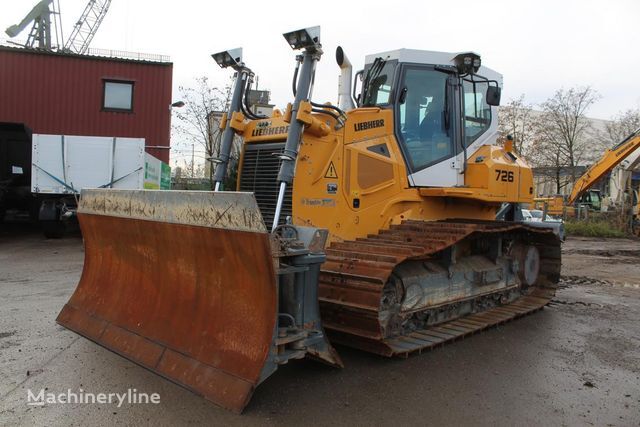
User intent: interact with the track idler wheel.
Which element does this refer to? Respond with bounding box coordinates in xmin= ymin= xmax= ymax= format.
xmin=509 ymin=243 xmax=540 ymax=286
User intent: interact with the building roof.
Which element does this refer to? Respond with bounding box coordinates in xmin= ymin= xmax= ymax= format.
xmin=0 ymin=44 xmax=171 ymax=66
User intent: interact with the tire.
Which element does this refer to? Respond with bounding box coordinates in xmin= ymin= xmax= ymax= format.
xmin=42 ymin=220 xmax=66 ymax=239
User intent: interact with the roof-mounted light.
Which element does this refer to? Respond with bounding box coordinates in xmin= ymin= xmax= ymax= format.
xmin=453 ymin=52 xmax=481 ymax=75
xmin=282 ymin=26 xmax=321 ymax=50
xmin=211 ymin=48 xmax=243 ymax=69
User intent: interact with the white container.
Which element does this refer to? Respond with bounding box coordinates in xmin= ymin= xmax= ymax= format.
xmin=31 ymin=134 xmax=145 ymax=194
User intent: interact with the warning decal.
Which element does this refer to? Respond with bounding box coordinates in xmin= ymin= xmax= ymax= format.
xmin=325 ymin=162 xmax=338 ymax=179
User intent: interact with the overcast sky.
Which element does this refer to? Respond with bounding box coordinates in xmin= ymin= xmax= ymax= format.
xmin=2 ymin=0 xmax=639 ymax=164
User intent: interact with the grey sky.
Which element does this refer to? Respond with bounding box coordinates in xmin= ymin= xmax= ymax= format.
xmin=2 ymin=0 xmax=639 ymax=164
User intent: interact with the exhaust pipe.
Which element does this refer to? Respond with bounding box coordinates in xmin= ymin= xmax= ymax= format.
xmin=336 ymin=46 xmax=355 ymax=110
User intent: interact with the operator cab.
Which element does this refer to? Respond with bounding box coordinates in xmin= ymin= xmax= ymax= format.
xmin=357 ymin=49 xmax=503 ymax=187
xmin=577 ymin=189 xmax=602 ymax=211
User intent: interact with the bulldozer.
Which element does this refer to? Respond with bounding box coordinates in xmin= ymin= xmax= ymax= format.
xmin=57 ymin=27 xmax=561 ymax=413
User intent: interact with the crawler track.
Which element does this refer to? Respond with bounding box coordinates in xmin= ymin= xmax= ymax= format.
xmin=318 ymin=220 xmax=561 ymax=356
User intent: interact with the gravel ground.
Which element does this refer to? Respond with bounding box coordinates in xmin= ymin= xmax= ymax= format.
xmin=1 ymin=225 xmax=639 ymax=426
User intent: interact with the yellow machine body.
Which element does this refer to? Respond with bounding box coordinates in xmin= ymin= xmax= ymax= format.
xmin=57 ymin=39 xmax=561 ymax=414
xmin=239 ymin=107 xmax=534 ymax=241
xmin=534 ymin=195 xmax=568 ymax=216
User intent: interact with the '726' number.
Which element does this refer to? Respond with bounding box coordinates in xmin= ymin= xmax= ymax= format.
xmin=495 ymin=169 xmax=514 ymax=182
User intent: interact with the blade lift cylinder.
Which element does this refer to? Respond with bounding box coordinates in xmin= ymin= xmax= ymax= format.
xmin=212 ymin=67 xmax=248 ymax=191
xmin=272 ymin=48 xmax=323 ymax=231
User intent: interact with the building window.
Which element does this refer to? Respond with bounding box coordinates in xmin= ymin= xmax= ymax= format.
xmin=103 ymin=80 xmax=134 ymax=111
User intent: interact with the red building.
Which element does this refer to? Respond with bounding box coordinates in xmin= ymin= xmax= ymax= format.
xmin=0 ymin=46 xmax=173 ymax=162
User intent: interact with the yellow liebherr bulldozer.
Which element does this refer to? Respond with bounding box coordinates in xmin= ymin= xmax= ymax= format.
xmin=57 ymin=27 xmax=561 ymax=413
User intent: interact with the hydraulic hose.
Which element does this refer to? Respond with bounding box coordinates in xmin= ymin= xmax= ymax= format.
xmin=243 ymin=74 xmax=267 ymax=120
xmin=292 ymin=58 xmax=301 ymax=96
xmin=311 ymin=107 xmax=340 ymax=121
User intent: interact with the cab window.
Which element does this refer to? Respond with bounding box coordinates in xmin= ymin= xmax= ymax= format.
xmin=397 ymin=67 xmax=452 ymax=171
xmin=462 ymin=79 xmax=491 ymax=145
xmin=362 ymin=60 xmax=396 ymax=106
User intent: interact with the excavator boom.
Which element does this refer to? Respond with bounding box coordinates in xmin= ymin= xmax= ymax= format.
xmin=568 ymin=128 xmax=640 ymax=205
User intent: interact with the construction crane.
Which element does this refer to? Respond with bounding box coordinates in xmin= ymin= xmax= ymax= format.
xmin=63 ymin=0 xmax=112 ymax=54
xmin=4 ymin=0 xmax=111 ymax=55
xmin=56 ymin=26 xmax=562 ymax=413
xmin=4 ymin=0 xmax=63 ymax=50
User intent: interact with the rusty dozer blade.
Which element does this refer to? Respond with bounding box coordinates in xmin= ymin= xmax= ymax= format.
xmin=57 ymin=189 xmax=341 ymax=413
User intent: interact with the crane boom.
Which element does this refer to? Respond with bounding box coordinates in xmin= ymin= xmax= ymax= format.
xmin=5 ymin=0 xmax=52 ymax=38
xmin=63 ymin=0 xmax=111 ymax=55
xmin=5 ymin=0 xmax=62 ymax=50
xmin=568 ymin=128 xmax=640 ymax=205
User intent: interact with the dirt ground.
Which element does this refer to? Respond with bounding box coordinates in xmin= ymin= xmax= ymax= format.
xmin=1 ymin=225 xmax=639 ymax=426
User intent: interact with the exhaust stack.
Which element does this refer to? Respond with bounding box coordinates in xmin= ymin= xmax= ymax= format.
xmin=336 ymin=46 xmax=355 ymax=110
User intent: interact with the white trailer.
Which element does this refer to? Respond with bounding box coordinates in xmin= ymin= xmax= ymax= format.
xmin=32 ymin=134 xmax=145 ymax=194
xmin=31 ymin=134 xmax=146 ymax=237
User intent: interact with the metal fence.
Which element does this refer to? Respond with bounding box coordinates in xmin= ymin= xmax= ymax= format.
xmin=0 ymin=39 xmax=170 ymax=63
xmin=84 ymin=47 xmax=170 ymax=62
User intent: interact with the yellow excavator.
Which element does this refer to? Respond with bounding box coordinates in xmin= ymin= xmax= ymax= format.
xmin=535 ymin=128 xmax=640 ymax=217
xmin=57 ymin=27 xmax=561 ymax=413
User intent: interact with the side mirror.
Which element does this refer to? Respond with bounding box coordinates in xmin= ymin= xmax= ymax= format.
xmin=486 ymin=86 xmax=501 ymax=106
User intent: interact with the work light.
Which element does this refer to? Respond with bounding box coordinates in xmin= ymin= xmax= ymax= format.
xmin=211 ymin=48 xmax=243 ymax=69
xmin=282 ymin=26 xmax=321 ymax=50
xmin=453 ymin=52 xmax=481 ymax=75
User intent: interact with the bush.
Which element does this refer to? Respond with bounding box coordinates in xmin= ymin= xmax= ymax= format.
xmin=564 ymin=220 xmax=626 ymax=238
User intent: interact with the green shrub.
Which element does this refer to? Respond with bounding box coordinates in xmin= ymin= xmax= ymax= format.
xmin=564 ymin=220 xmax=626 ymax=238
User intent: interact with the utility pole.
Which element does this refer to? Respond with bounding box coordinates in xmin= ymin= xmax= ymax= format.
xmin=191 ymin=143 xmax=195 ymax=178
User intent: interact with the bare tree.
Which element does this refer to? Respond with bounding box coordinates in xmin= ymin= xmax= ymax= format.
xmin=537 ymin=86 xmax=600 ymax=183
xmin=498 ymin=95 xmax=539 ymax=159
xmin=602 ymin=108 xmax=640 ymax=146
xmin=173 ymin=77 xmax=231 ymax=183
xmin=531 ymin=126 xmax=570 ymax=194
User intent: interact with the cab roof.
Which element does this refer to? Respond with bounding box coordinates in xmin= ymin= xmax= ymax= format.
xmin=365 ymin=48 xmax=502 ymax=83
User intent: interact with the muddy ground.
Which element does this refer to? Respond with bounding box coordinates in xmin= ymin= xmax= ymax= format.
xmin=1 ymin=225 xmax=639 ymax=426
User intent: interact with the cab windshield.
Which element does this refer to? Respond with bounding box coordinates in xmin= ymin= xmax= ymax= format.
xmin=397 ymin=67 xmax=452 ymax=171
xmin=361 ymin=61 xmax=494 ymax=174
